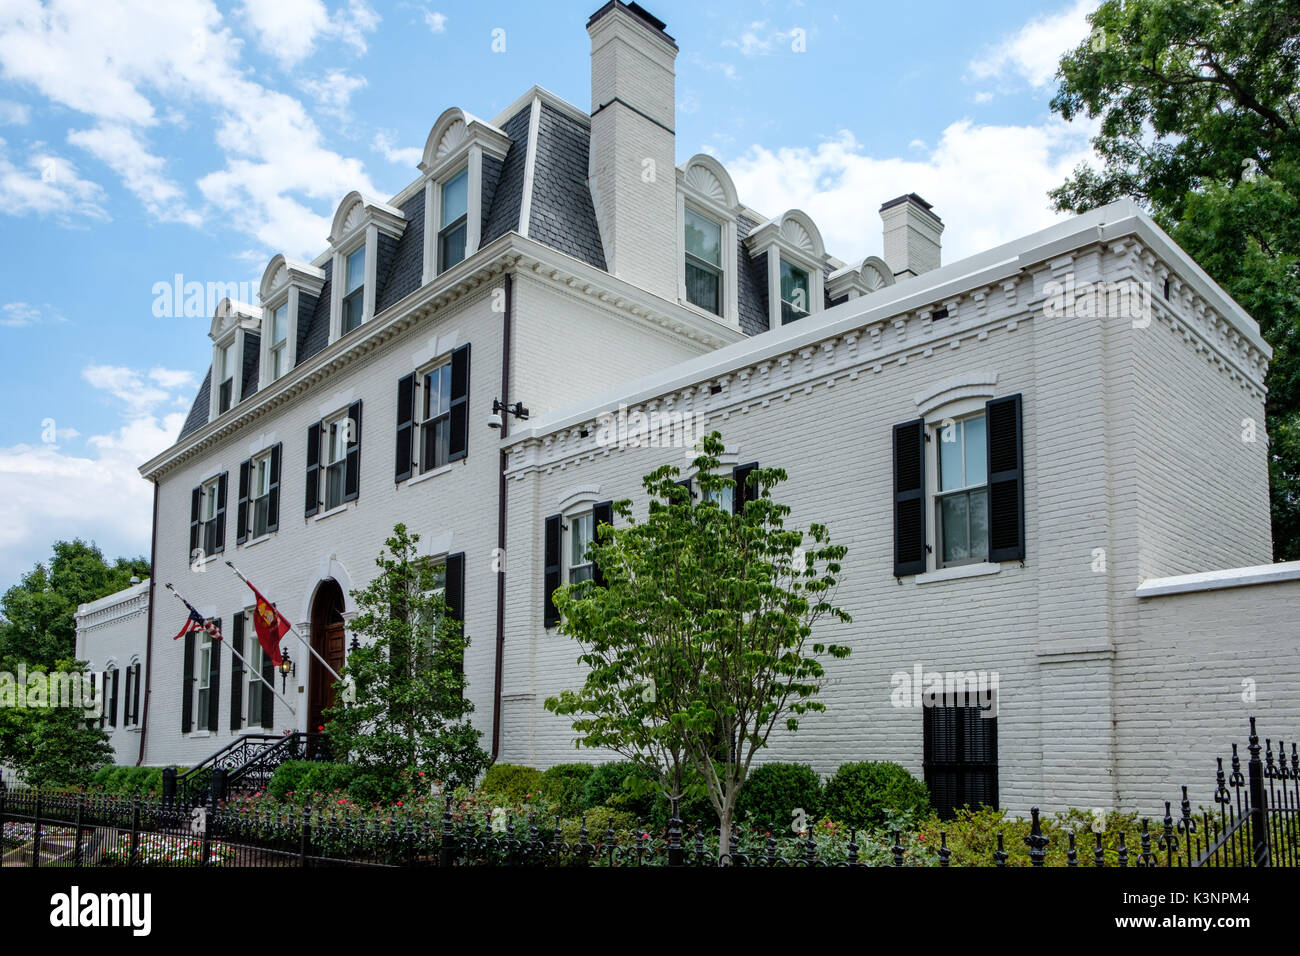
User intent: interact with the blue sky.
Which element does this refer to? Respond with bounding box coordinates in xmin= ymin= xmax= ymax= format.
xmin=0 ymin=0 xmax=1100 ymax=585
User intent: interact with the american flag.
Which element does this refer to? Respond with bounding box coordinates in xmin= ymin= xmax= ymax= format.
xmin=172 ymin=594 xmax=223 ymax=642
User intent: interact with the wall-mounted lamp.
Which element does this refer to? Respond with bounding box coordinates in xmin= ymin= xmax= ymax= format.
xmin=488 ymin=398 xmax=529 ymax=430
xmin=279 ymin=648 xmax=295 ymax=692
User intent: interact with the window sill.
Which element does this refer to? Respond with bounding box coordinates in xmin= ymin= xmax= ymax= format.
xmin=242 ymin=532 xmax=276 ymax=550
xmin=913 ymin=562 xmax=1002 ymax=585
xmin=313 ymin=502 xmax=352 ymax=523
xmin=408 ymin=462 xmax=454 ymax=487
xmin=187 ymin=730 xmax=211 ymax=739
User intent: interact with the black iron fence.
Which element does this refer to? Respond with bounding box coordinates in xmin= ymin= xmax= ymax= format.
xmin=2 ymin=717 xmax=1296 ymax=867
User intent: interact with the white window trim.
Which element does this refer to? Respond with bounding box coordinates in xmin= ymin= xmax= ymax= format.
xmin=926 ymin=401 xmax=991 ymax=573
xmin=258 ymin=256 xmax=325 ymax=386
xmin=247 ymin=447 xmax=275 ymax=541
xmin=558 ymin=487 xmax=603 ymax=587
xmin=320 ymin=409 xmax=352 ymax=514
xmin=676 ymin=195 xmax=738 ymax=327
xmin=331 ymin=232 xmax=374 ymax=342
xmin=210 ymin=330 xmax=241 ymax=420
xmin=414 ymin=356 xmax=453 ymax=475
xmin=208 ymin=299 xmax=262 ymax=422
xmin=326 ymin=193 xmax=406 ymax=345
xmin=259 ymin=294 xmax=292 ymax=389
xmin=244 ymin=612 xmax=265 ymax=729
xmin=769 ymin=249 xmax=822 ymax=326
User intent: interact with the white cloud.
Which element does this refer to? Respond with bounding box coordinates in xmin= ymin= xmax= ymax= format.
xmin=0 ymin=138 xmax=108 ymax=222
xmin=968 ymin=0 xmax=1093 ymax=89
xmin=0 ymin=0 xmax=381 ymax=258
xmin=0 ymin=301 xmax=65 ymax=328
xmin=0 ymin=362 xmax=192 ymax=585
xmin=0 ymin=99 xmax=29 ymax=124
xmin=372 ymin=130 xmax=421 ymax=167
xmin=238 ymin=0 xmax=380 ymax=67
xmin=724 ymin=116 xmax=1097 ymax=265
xmin=148 ymin=367 xmax=199 ymax=390
xmin=66 ymin=123 xmax=200 ymax=224
xmin=424 ymin=10 xmax=447 ymax=34
xmin=972 ymin=91 xmax=994 ymax=105
xmin=724 ymin=20 xmax=803 ymax=57
xmin=300 ymin=69 xmax=366 ymax=119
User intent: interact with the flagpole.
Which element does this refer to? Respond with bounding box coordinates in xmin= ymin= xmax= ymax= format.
xmin=163 ymin=583 xmax=296 ymax=717
xmin=223 ymin=561 xmax=344 ymax=685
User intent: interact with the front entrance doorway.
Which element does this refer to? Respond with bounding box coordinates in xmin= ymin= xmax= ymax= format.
xmin=307 ymin=579 xmax=347 ymax=745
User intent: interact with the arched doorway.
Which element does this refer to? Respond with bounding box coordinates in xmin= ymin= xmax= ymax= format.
xmin=307 ymin=579 xmax=347 ymax=740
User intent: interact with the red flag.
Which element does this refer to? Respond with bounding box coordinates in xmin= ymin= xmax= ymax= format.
xmin=245 ymin=581 xmax=289 ymax=667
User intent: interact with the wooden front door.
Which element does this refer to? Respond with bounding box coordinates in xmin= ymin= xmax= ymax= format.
xmin=307 ymin=580 xmax=347 ymax=735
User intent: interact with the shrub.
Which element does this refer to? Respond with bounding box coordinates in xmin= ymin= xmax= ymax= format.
xmin=90 ymin=766 xmax=115 ymax=790
xmin=267 ymin=761 xmax=315 ymax=801
xmin=736 ymin=763 xmax=822 ymax=830
xmin=577 ymin=761 xmax=717 ymax=830
xmin=822 ymin=761 xmax=930 ymax=830
xmin=345 ymin=768 xmax=406 ymax=806
xmin=481 ymin=764 xmax=543 ymax=803
xmin=537 ymin=764 xmax=596 ymax=816
xmin=299 ymin=762 xmax=358 ymax=797
xmin=579 ymin=761 xmax=640 ymax=811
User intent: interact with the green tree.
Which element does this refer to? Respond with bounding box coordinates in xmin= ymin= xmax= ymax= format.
xmin=545 ymin=434 xmax=851 ymax=858
xmin=0 ymin=540 xmax=149 ymax=669
xmin=1050 ymin=0 xmax=1300 ymax=557
xmin=323 ymin=524 xmax=488 ymax=793
xmin=0 ymin=659 xmax=114 ymax=788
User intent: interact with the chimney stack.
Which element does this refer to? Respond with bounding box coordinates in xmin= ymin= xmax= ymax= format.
xmin=586 ymin=2 xmax=678 ymax=300
xmin=880 ymin=193 xmax=943 ymax=278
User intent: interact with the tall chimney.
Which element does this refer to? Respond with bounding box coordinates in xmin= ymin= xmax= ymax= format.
xmin=587 ymin=2 xmax=678 ymax=300
xmin=880 ymin=193 xmax=943 ymax=278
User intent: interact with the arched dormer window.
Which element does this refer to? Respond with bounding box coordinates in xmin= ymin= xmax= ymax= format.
xmin=826 ymin=256 xmax=895 ymax=303
xmin=676 ymin=155 xmax=740 ymax=328
xmin=327 ymin=192 xmax=407 ymax=344
xmin=419 ymin=107 xmax=512 ymax=282
xmin=209 ymin=298 xmax=262 ymax=422
xmin=743 ymin=210 xmax=827 ymax=328
xmin=258 ymin=255 xmax=325 ymax=387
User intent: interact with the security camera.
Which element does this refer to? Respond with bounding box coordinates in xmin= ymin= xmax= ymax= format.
xmin=487 ymin=413 xmax=503 ymax=430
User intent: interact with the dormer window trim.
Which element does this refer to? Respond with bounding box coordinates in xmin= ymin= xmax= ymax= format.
xmin=327 ymin=192 xmax=407 ymax=345
xmin=420 ymin=107 xmax=511 ymax=283
xmin=744 ymin=210 xmax=827 ymax=329
xmin=208 ymin=299 xmax=261 ymax=423
xmin=676 ymin=155 xmax=741 ymax=330
xmin=257 ymin=255 xmax=325 ymax=388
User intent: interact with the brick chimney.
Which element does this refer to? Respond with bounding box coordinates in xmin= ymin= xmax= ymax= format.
xmin=587 ymin=2 xmax=678 ymax=300
xmin=880 ymin=193 xmax=944 ymax=278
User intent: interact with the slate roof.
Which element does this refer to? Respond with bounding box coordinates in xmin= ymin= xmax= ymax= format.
xmin=482 ymin=105 xmax=533 ymax=245
xmin=736 ymin=213 xmax=769 ymax=336
xmin=526 ymin=102 xmax=606 ymax=269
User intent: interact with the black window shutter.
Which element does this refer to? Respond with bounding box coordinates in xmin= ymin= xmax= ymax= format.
xmin=344 ymin=400 xmax=362 ymax=502
xmin=122 ymin=666 xmax=132 ymax=727
xmin=591 ymin=501 xmax=613 ymax=587
xmin=236 ymin=458 xmax=251 ymax=545
xmin=206 ymin=619 xmax=221 ymax=732
xmin=305 ymin=421 xmax=322 ymax=516
xmin=260 ymin=648 xmax=275 ymax=729
xmin=267 ymin=443 xmax=281 ymax=532
xmin=732 ymin=462 xmax=758 ymax=514
xmin=893 ymin=419 xmax=926 ymax=576
xmin=543 ymin=514 xmax=562 ymax=627
xmin=181 ymin=632 xmax=194 ymax=734
xmin=444 ymin=552 xmax=465 ymax=622
xmin=676 ymin=478 xmax=694 ymax=499
xmin=986 ymin=394 xmax=1025 ymax=563
xmin=100 ymin=671 xmax=107 ymax=729
xmin=189 ymin=486 xmax=201 ymax=562
xmin=132 ymin=662 xmax=141 ymax=725
xmin=230 ymin=612 xmax=245 ymax=731
xmin=448 ymin=343 xmax=471 ymax=462
xmin=214 ymin=472 xmax=228 ymax=554
xmin=109 ymin=668 xmax=119 ymax=728
xmin=395 ymin=373 xmax=416 ymax=482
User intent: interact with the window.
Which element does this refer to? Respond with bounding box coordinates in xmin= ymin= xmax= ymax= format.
xmin=107 ymin=666 xmax=119 ymax=728
xmin=780 ymin=259 xmax=810 ymax=324
xmin=342 ymin=245 xmax=365 ymax=334
xmin=684 ymin=208 xmax=723 ymax=315
xmin=420 ymin=361 xmax=452 ymax=472
xmin=268 ymin=303 xmax=288 ymax=381
xmin=701 ymin=482 xmax=732 ymax=512
xmin=923 ymin=693 xmax=998 ymax=819
xmin=251 ymin=451 xmax=273 ymax=537
xmin=201 ymin=476 xmax=221 ymax=557
xmin=439 ymin=169 xmax=469 ymax=273
xmin=217 ymin=340 xmax=236 ymax=413
xmin=246 ymin=635 xmax=263 ymax=729
xmin=197 ymin=632 xmax=212 ymax=731
xmin=568 ymin=513 xmax=595 ymax=585
xmin=935 ymin=414 xmax=988 ymax=567
xmin=324 ymin=415 xmax=350 ymax=511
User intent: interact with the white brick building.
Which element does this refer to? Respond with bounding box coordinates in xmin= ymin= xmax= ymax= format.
xmin=73 ymin=1 xmax=1300 ymax=816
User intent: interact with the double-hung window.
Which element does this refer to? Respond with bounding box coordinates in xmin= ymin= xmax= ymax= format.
xmin=780 ymin=259 xmax=810 ymax=324
xmin=246 ymin=636 xmax=264 ymax=729
xmin=324 ymin=415 xmax=350 ymax=511
xmin=197 ymin=632 xmax=212 ymax=731
xmin=420 ymin=361 xmax=452 ymax=472
xmin=201 ymin=476 xmax=221 ymax=557
xmin=251 ymin=451 xmax=274 ymax=538
xmin=568 ymin=513 xmax=595 ymax=585
xmin=268 ymin=303 xmax=288 ymax=381
xmin=684 ymin=208 xmax=723 ymax=315
xmin=217 ymin=341 xmax=235 ymax=413
xmin=936 ymin=414 xmax=988 ymax=567
xmin=342 ymin=245 xmax=365 ymax=335
xmin=439 ymin=169 xmax=469 ymax=273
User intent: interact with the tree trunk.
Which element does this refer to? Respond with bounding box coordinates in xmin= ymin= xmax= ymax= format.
xmin=718 ymin=801 xmax=732 ymax=862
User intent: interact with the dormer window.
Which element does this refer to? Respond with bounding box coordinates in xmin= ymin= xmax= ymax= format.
xmin=267 ymin=303 xmax=288 ymax=381
xmin=684 ymin=208 xmax=723 ymax=315
xmin=780 ymin=259 xmax=810 ymax=324
xmin=217 ymin=341 xmax=236 ymax=413
xmin=342 ymin=245 xmax=365 ymax=335
xmin=439 ymin=168 xmax=469 ymax=273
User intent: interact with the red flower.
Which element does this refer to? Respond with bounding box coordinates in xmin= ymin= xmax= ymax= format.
xmin=317 ymin=725 xmax=324 ymax=731
xmin=396 ymin=801 xmax=403 ymax=807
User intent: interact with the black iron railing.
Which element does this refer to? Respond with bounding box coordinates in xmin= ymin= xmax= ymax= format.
xmin=167 ymin=732 xmax=330 ymax=808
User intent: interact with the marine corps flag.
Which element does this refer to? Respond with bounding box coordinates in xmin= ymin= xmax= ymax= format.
xmin=245 ymin=581 xmax=288 ymax=667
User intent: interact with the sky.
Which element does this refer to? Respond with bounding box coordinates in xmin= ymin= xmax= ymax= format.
xmin=0 ymin=0 xmax=1103 ymax=587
